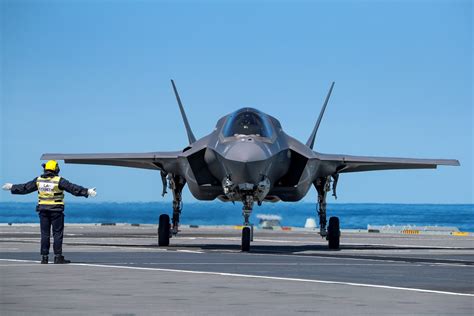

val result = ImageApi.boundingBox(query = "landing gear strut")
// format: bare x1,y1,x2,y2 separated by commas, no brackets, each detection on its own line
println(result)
157,174,186,247
223,175,270,252
170,175,185,236
316,176,340,250
241,194,254,252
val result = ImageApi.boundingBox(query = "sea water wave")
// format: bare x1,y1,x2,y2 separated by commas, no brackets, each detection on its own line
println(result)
1,202,473,231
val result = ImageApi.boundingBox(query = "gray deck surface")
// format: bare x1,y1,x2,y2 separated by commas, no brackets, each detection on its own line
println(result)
1,225,473,315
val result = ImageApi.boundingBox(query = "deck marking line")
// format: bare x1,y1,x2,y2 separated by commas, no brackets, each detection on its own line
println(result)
176,250,205,254
1,258,472,297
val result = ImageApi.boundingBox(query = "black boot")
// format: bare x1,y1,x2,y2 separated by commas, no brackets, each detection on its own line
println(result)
54,255,71,264
41,255,48,264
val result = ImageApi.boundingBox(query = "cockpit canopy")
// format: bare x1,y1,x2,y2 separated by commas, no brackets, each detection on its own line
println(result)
222,108,274,138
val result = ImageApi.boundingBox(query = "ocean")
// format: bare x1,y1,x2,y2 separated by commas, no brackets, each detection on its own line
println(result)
0,202,473,231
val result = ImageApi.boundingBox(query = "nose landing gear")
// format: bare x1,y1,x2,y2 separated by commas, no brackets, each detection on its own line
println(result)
223,177,266,252
241,194,254,252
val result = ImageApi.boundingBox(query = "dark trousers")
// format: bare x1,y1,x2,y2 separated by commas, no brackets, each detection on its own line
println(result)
38,211,64,255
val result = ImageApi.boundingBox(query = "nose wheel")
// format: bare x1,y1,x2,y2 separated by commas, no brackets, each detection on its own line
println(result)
241,227,251,251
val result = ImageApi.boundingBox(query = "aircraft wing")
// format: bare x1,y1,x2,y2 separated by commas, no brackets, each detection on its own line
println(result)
41,152,183,174
315,153,460,173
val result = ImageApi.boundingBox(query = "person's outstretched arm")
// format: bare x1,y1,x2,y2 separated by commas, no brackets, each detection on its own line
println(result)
58,178,91,197
6,178,39,195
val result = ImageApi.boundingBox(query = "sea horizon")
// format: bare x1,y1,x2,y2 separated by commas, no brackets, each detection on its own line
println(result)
1,202,473,232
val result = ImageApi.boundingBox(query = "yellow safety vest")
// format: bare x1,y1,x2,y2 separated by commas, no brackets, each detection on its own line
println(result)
36,176,65,205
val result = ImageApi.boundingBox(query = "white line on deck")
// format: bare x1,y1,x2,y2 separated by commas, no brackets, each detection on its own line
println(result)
1,258,472,297
176,249,205,254
0,264,39,266
96,262,419,266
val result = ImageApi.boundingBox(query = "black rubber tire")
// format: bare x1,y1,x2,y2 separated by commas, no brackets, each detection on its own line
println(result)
241,227,251,252
327,216,340,250
158,214,170,247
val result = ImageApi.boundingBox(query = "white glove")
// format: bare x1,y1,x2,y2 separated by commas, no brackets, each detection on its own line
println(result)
2,183,13,191
87,188,97,197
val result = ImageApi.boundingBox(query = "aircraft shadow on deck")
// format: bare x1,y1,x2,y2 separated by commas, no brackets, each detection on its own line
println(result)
58,242,474,265
66,241,474,254
64,242,448,251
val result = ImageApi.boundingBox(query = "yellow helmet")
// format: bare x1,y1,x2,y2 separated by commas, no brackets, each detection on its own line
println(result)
43,160,59,172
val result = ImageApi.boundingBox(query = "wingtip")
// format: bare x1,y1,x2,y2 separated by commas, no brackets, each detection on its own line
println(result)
41,153,61,161
441,159,460,166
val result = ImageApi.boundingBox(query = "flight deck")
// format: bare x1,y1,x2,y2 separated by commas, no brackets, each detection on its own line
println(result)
1,225,473,315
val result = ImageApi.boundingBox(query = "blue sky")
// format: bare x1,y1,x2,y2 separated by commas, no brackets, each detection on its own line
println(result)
1,0,472,204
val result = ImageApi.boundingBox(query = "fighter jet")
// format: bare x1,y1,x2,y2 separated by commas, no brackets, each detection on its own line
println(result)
42,80,460,251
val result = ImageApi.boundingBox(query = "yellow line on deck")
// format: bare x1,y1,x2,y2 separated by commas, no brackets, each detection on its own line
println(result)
402,230,420,235
451,232,469,237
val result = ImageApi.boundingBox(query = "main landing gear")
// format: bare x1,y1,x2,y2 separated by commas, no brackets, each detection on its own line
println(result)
316,176,341,250
157,174,185,247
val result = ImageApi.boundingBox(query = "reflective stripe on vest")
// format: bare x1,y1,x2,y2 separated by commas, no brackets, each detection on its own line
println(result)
37,176,64,205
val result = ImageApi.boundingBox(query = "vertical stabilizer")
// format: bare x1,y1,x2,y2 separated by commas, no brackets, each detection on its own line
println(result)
306,82,335,149
171,79,197,144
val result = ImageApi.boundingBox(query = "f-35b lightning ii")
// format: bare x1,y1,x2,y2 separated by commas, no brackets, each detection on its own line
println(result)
42,80,460,251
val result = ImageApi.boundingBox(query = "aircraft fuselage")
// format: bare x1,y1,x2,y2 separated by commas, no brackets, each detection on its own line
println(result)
181,107,317,203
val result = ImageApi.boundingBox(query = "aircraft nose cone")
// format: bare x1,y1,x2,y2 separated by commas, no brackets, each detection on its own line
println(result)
224,140,271,184
225,140,269,162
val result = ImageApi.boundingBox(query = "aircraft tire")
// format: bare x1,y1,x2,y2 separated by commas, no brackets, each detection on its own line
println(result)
241,227,251,252
158,214,170,247
327,216,340,250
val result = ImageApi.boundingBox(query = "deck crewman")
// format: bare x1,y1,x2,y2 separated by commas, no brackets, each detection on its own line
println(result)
2,160,97,264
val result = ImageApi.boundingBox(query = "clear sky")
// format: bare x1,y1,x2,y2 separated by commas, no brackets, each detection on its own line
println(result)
1,0,472,204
